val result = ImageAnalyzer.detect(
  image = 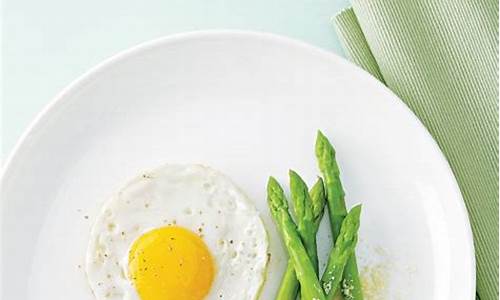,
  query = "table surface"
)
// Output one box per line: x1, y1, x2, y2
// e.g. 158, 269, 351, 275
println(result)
1, 0, 350, 160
